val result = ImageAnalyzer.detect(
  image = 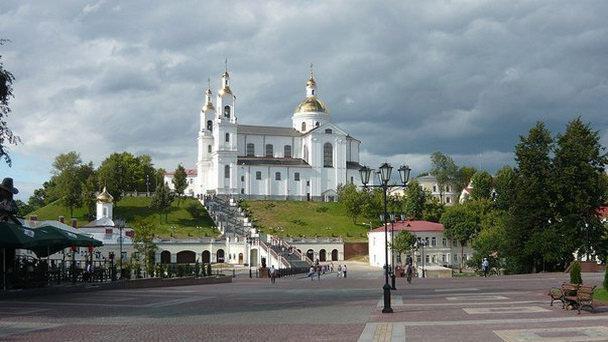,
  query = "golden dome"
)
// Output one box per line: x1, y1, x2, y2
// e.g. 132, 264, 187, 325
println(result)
219, 85, 232, 96
295, 96, 328, 113
96, 187, 113, 203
